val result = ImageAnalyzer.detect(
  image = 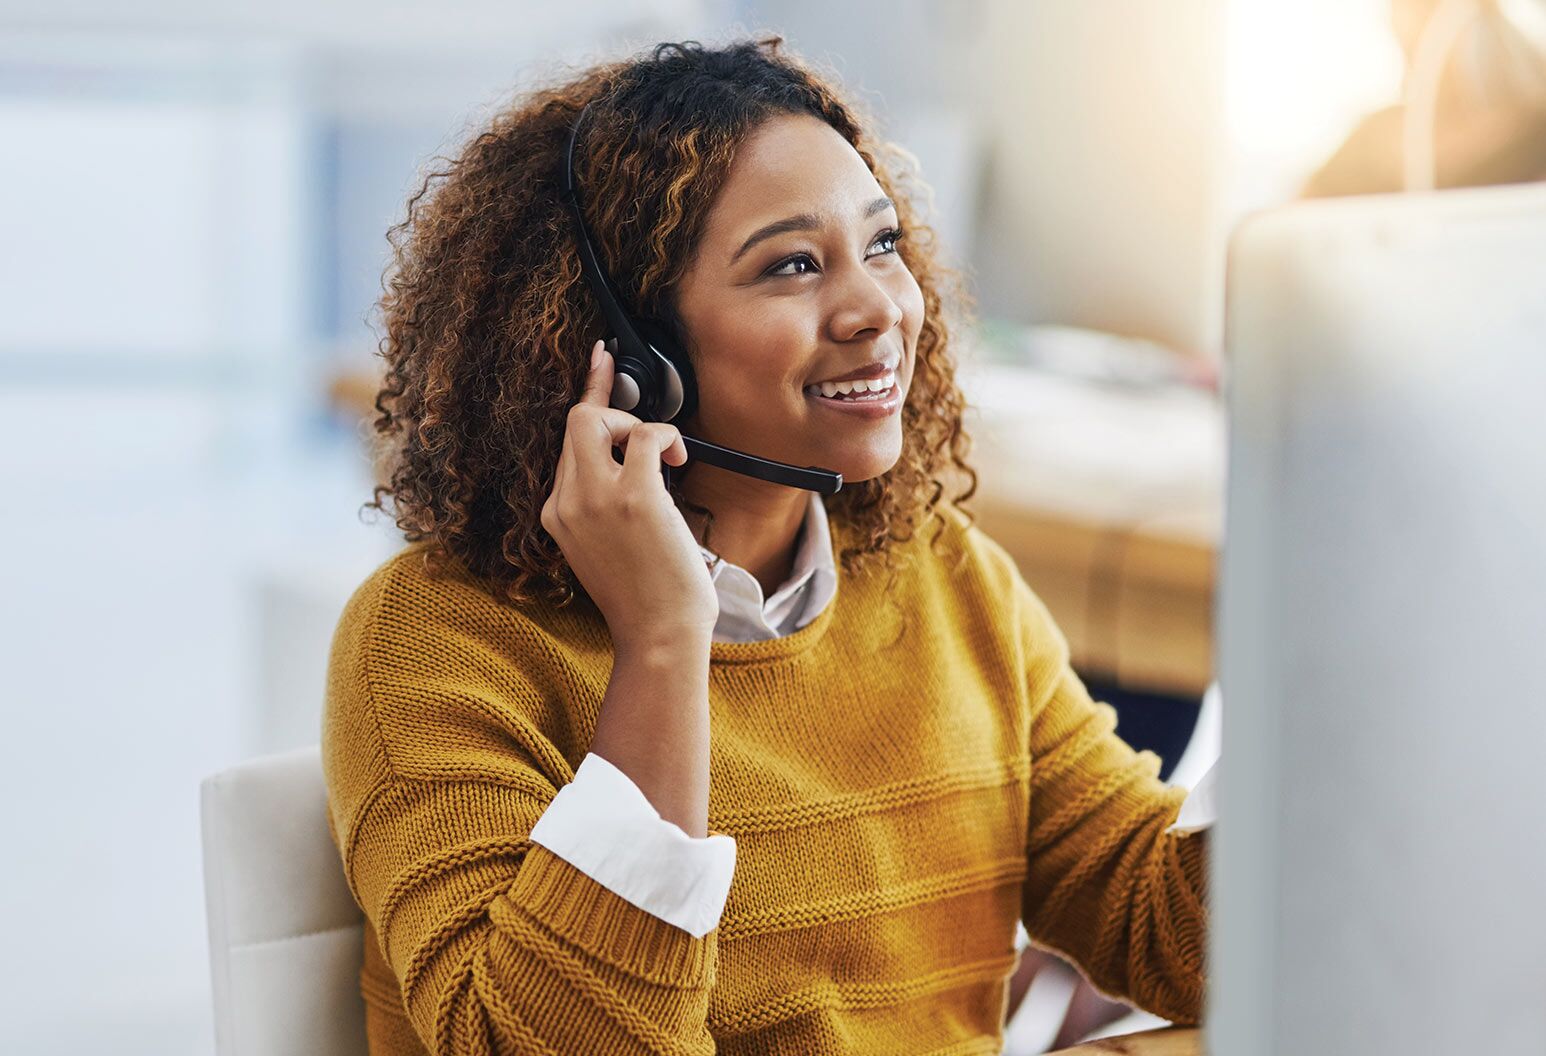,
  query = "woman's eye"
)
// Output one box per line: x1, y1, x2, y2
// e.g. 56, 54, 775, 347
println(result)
767, 254, 816, 277
764, 228, 905, 278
